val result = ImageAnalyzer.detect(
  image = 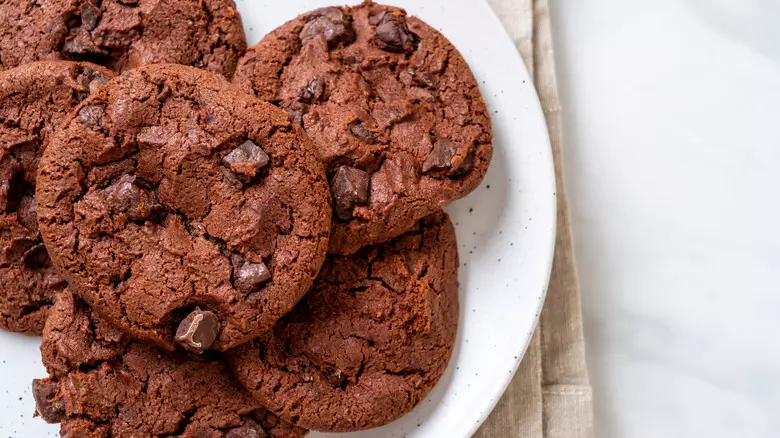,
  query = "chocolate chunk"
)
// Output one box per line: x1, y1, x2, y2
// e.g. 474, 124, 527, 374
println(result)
322, 364, 348, 389
299, 76, 324, 104
226, 421, 268, 438
5, 237, 36, 262
422, 139, 474, 175
283, 102, 308, 125
103, 174, 160, 221
368, 10, 387, 26
80, 2, 102, 31
233, 260, 272, 293
17, 195, 38, 233
63, 29, 107, 56
373, 13, 416, 53
349, 122, 378, 144
78, 66, 110, 94
422, 139, 458, 173
23, 244, 49, 269
78, 104, 106, 127
453, 150, 475, 175
223, 140, 270, 178
331, 166, 369, 221
32, 379, 65, 424
300, 7, 355, 49
175, 309, 220, 354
